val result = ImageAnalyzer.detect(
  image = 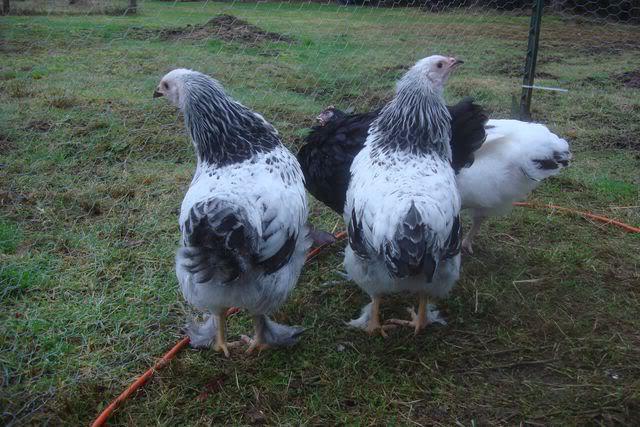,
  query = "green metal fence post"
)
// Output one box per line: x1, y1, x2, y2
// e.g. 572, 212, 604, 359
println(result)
519, 0, 545, 121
